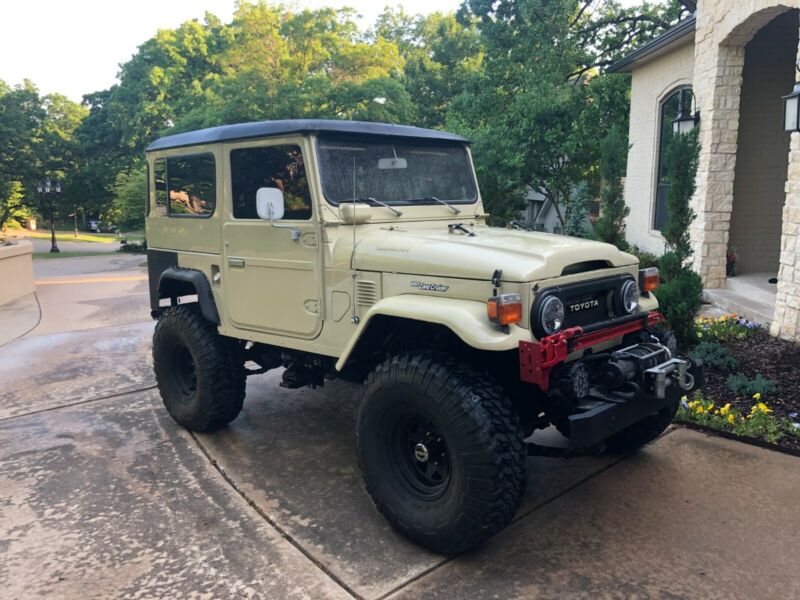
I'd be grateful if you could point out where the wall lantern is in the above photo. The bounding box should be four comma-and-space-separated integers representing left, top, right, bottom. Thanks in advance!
672, 88, 699, 135
783, 81, 800, 132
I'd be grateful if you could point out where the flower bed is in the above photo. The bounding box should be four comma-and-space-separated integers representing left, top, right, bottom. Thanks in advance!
675, 314, 800, 452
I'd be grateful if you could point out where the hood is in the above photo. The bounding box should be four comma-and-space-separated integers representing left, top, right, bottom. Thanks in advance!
348, 225, 637, 282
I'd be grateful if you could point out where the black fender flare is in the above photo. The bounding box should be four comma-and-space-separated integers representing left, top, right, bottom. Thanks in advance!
157, 267, 220, 325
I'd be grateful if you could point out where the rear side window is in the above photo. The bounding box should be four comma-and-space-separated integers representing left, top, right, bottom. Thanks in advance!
152, 159, 167, 216
166, 154, 216, 217
231, 145, 312, 220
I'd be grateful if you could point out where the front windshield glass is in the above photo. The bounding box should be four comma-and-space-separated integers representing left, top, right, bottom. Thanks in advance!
317, 137, 478, 205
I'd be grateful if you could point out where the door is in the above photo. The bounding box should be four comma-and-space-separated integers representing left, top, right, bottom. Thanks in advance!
222, 139, 321, 338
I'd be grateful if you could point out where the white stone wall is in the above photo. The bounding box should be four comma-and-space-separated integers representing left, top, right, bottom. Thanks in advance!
623, 41, 695, 255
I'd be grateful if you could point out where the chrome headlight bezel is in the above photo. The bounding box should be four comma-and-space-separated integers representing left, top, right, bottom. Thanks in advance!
620, 279, 640, 314
539, 295, 565, 336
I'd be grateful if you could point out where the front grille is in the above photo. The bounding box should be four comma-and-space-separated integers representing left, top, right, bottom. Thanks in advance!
563, 290, 614, 327
531, 274, 633, 338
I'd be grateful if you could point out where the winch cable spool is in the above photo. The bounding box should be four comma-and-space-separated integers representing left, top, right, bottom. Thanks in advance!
602, 343, 669, 390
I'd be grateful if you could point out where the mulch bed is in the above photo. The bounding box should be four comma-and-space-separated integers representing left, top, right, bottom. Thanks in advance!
698, 328, 800, 452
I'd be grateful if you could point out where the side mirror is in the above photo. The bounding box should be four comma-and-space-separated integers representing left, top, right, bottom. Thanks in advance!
256, 187, 285, 221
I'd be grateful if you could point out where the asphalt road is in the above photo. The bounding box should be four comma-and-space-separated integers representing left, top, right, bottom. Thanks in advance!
1, 254, 798, 599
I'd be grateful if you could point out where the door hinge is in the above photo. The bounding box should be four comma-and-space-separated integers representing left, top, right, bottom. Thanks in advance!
303, 299, 321, 315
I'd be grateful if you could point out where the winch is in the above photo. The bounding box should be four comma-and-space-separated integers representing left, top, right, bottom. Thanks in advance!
601, 341, 694, 398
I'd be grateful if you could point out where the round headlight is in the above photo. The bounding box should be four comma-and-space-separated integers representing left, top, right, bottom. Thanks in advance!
621, 280, 640, 314
540, 296, 565, 335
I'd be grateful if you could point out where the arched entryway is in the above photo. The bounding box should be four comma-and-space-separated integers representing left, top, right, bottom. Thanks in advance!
728, 10, 798, 285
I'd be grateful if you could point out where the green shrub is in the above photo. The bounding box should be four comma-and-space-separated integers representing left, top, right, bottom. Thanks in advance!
593, 126, 630, 251
629, 245, 660, 270
726, 373, 776, 398
654, 269, 703, 349
689, 342, 736, 371
119, 239, 147, 254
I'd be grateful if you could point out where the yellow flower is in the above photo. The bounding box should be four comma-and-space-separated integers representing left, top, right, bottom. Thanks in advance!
707, 402, 714, 412
756, 402, 772, 414
727, 414, 735, 424
696, 406, 704, 415
753, 392, 762, 401
720, 403, 731, 416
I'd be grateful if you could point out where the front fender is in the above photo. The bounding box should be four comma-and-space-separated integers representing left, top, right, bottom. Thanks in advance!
335, 295, 530, 371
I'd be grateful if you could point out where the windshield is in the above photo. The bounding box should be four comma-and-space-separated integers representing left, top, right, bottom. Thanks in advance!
317, 137, 478, 205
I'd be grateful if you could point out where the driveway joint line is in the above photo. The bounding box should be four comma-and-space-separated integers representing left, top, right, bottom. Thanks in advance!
189, 431, 363, 600
0, 384, 157, 423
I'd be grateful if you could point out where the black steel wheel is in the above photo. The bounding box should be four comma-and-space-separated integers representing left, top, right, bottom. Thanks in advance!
153, 305, 246, 432
391, 414, 452, 500
357, 352, 527, 555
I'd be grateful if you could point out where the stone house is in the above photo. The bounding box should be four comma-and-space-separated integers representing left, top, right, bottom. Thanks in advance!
608, 1, 800, 340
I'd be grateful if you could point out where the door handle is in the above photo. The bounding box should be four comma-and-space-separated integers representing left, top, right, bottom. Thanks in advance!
228, 257, 245, 268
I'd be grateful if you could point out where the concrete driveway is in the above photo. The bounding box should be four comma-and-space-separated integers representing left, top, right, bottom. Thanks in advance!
1, 254, 799, 598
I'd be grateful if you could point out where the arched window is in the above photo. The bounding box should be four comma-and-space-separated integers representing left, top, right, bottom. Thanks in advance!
654, 85, 693, 231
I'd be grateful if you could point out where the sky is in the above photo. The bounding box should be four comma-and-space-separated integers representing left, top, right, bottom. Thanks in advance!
0, 0, 462, 103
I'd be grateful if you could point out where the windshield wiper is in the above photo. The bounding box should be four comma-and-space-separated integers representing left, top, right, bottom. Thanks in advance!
413, 196, 461, 215
355, 197, 403, 217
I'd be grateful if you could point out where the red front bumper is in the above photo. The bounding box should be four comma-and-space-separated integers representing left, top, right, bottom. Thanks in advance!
518, 311, 666, 391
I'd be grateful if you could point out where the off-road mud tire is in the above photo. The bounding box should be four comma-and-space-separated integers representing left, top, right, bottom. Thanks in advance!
153, 305, 246, 432
356, 352, 527, 555
603, 400, 679, 454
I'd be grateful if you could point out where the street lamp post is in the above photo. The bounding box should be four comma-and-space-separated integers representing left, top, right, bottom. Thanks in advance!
37, 177, 62, 253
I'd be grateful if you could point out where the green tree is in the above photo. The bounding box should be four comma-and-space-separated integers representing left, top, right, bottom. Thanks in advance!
654, 128, 702, 348
109, 167, 147, 230
661, 128, 699, 275
450, 0, 683, 226
0, 181, 29, 230
593, 125, 630, 250
564, 182, 590, 238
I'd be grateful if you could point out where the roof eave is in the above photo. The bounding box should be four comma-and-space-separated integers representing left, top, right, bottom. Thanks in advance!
606, 15, 696, 74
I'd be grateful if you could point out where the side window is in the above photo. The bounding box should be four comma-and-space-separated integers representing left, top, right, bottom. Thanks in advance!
167, 154, 216, 217
654, 86, 692, 231
231, 145, 312, 220
153, 159, 167, 216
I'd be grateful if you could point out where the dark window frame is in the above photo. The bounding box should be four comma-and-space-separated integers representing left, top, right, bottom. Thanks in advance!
164, 152, 217, 219
152, 158, 168, 217
229, 143, 313, 222
653, 85, 692, 232
145, 163, 150, 217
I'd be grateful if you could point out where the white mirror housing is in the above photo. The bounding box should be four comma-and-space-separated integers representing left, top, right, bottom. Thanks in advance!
256, 187, 285, 221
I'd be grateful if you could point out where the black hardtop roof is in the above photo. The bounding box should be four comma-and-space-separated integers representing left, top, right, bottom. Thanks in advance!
146, 119, 468, 152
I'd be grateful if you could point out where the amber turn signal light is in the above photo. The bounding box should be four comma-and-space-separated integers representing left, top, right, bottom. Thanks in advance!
639, 267, 660, 293
487, 293, 523, 326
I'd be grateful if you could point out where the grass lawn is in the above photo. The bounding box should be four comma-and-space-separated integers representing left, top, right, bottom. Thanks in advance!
22, 230, 118, 244
33, 251, 120, 259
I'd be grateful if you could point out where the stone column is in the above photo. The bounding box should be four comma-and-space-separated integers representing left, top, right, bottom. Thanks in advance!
690, 26, 745, 289
771, 30, 800, 340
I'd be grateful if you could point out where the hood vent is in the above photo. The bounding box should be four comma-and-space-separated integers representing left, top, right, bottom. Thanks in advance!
561, 260, 612, 276
356, 280, 379, 307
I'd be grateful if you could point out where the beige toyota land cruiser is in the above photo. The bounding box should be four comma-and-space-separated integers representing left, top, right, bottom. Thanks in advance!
145, 119, 702, 554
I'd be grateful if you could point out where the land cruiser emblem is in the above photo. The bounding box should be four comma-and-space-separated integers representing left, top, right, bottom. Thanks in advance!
569, 299, 600, 312
410, 280, 449, 292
